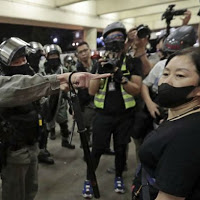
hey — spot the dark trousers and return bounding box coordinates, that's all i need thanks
[87,110,133,179]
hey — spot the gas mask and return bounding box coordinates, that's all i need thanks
[104,33,125,52]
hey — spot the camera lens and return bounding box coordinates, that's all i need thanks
[137,25,151,39]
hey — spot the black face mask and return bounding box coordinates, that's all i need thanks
[46,58,61,71]
[104,33,125,52]
[2,63,34,76]
[105,41,125,52]
[157,83,195,108]
[28,54,41,73]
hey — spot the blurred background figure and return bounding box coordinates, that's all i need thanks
[28,41,44,73]
[91,50,101,61]
[63,55,76,72]
[27,41,55,165]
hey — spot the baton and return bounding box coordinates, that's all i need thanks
[70,94,100,198]
[69,119,76,144]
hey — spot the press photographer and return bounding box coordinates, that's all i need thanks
[162,4,188,35]
[124,24,152,76]
[98,23,126,74]
[81,21,143,198]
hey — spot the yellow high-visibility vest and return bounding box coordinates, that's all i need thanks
[94,59,136,109]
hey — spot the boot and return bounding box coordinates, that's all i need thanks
[38,149,55,165]
[61,137,75,149]
[60,122,75,149]
[43,148,51,157]
[49,128,56,140]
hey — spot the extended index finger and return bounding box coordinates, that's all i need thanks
[92,73,111,79]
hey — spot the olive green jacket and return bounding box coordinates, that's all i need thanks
[0,74,60,107]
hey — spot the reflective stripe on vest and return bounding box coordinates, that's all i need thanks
[94,59,136,109]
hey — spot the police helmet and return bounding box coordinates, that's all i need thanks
[103,22,127,39]
[44,44,62,57]
[163,25,196,53]
[29,41,44,54]
[64,55,73,63]
[0,37,35,66]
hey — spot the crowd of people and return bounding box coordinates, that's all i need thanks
[0,7,200,200]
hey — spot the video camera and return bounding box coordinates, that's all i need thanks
[101,58,119,73]
[99,51,119,73]
[136,24,151,39]
[162,4,187,36]
[162,4,187,22]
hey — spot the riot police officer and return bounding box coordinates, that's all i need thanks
[28,41,55,165]
[43,44,75,149]
[63,55,76,72]
[28,41,44,73]
[0,37,45,200]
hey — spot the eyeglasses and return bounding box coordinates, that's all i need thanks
[77,48,89,55]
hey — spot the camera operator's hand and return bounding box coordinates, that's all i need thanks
[97,58,108,74]
[97,64,105,74]
[113,67,124,83]
[181,10,191,25]
[97,58,116,74]
[127,28,137,43]
[134,37,149,49]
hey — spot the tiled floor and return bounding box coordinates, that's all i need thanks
[35,121,138,200]
[0,117,138,200]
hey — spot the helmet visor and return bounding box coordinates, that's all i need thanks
[0,37,35,65]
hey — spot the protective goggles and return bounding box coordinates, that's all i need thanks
[104,33,125,43]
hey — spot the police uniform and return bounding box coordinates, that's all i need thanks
[0,102,40,200]
[0,74,59,107]
[0,37,42,200]
[43,44,74,148]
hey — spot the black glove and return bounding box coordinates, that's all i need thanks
[97,60,116,74]
[97,64,106,74]
[113,68,123,83]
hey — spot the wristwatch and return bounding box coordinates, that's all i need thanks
[121,77,129,85]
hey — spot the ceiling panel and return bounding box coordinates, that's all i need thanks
[0,0,198,31]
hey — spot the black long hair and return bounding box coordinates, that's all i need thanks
[165,47,200,75]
